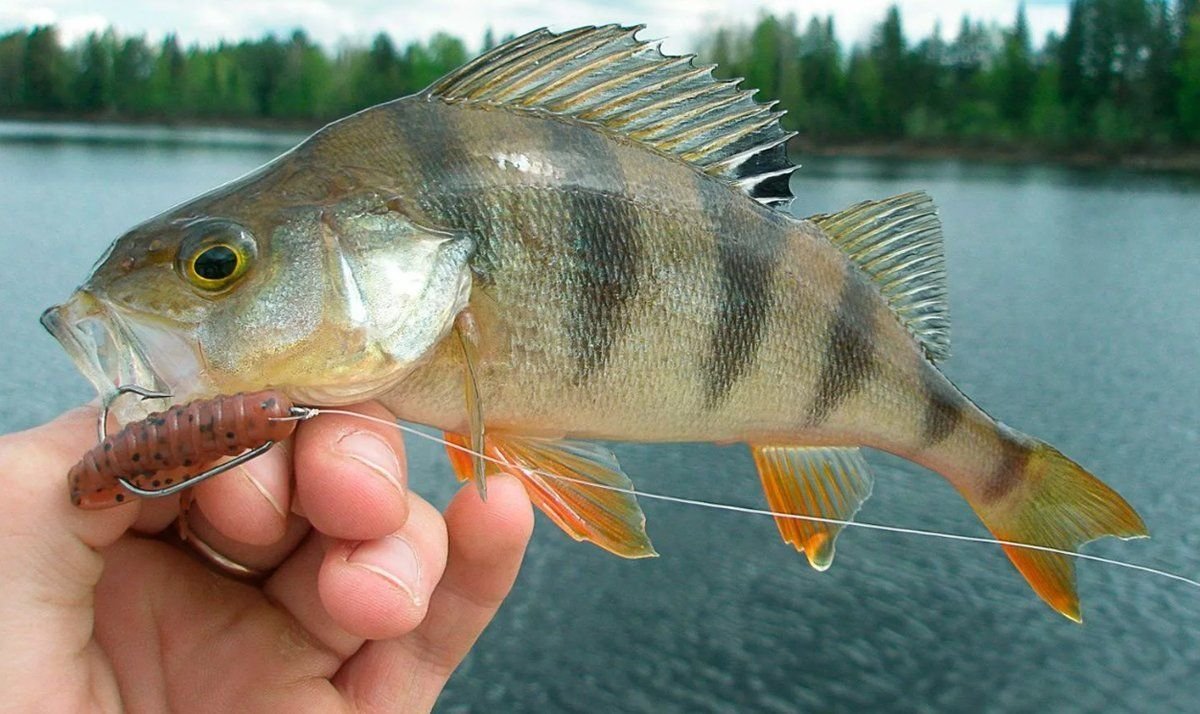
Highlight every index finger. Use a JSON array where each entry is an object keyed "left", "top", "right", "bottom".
[{"left": 294, "top": 402, "right": 410, "bottom": 542}]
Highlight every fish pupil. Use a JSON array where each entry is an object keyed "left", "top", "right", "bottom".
[{"left": 195, "top": 245, "right": 238, "bottom": 280}]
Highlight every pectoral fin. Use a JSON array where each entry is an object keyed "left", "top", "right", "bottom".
[
  {"left": 444, "top": 433, "right": 656, "bottom": 558},
  {"left": 444, "top": 432, "right": 502, "bottom": 481},
  {"left": 750, "top": 445, "right": 874, "bottom": 570},
  {"left": 454, "top": 314, "right": 488, "bottom": 499}
]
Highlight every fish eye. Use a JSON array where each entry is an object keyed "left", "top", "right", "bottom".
[
  {"left": 192, "top": 245, "right": 240, "bottom": 280},
  {"left": 178, "top": 221, "right": 256, "bottom": 292}
]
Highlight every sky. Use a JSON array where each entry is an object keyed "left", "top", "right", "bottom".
[{"left": 0, "top": 0, "right": 1073, "bottom": 54}]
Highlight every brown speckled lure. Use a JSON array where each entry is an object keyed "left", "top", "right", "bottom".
[{"left": 69, "top": 389, "right": 306, "bottom": 509}]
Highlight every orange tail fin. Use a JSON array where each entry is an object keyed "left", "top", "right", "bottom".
[{"left": 971, "top": 434, "right": 1147, "bottom": 621}]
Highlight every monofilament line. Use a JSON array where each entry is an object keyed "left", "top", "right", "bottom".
[{"left": 306, "top": 408, "right": 1200, "bottom": 592}]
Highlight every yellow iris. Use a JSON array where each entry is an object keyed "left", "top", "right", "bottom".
[{"left": 185, "top": 242, "right": 248, "bottom": 291}]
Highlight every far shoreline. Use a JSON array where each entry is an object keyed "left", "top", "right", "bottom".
[
  {"left": 794, "top": 138, "right": 1200, "bottom": 176},
  {"left": 5, "top": 112, "right": 1200, "bottom": 176}
]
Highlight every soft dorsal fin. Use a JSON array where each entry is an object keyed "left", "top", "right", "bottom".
[
  {"left": 424, "top": 25, "right": 798, "bottom": 207},
  {"left": 809, "top": 192, "right": 951, "bottom": 361}
]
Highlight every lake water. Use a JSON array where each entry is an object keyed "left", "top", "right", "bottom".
[{"left": 2, "top": 120, "right": 1198, "bottom": 712}]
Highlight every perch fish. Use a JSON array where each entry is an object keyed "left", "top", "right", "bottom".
[{"left": 41, "top": 26, "right": 1146, "bottom": 621}]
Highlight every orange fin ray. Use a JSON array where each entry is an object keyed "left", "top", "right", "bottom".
[
  {"left": 444, "top": 432, "right": 501, "bottom": 481},
  {"left": 444, "top": 432, "right": 657, "bottom": 558},
  {"left": 972, "top": 438, "right": 1147, "bottom": 622},
  {"left": 453, "top": 314, "right": 488, "bottom": 499},
  {"left": 751, "top": 445, "right": 874, "bottom": 571}
]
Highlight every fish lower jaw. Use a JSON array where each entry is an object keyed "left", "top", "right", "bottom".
[{"left": 43, "top": 293, "right": 184, "bottom": 421}]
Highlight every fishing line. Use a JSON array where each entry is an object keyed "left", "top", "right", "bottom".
[{"left": 305, "top": 408, "right": 1200, "bottom": 592}]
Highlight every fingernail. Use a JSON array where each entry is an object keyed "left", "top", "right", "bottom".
[
  {"left": 334, "top": 431, "right": 404, "bottom": 496},
  {"left": 239, "top": 466, "right": 285, "bottom": 520},
  {"left": 347, "top": 535, "right": 422, "bottom": 605}
]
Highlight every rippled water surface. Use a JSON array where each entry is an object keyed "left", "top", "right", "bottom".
[{"left": 3, "top": 121, "right": 1198, "bottom": 712}]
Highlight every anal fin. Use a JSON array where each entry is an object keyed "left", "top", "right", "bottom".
[
  {"left": 750, "top": 445, "right": 874, "bottom": 570},
  {"left": 444, "top": 432, "right": 656, "bottom": 558}
]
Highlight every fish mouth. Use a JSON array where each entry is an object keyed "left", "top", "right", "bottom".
[{"left": 41, "top": 291, "right": 177, "bottom": 423}]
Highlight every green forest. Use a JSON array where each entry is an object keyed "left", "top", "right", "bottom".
[{"left": 2, "top": 0, "right": 1199, "bottom": 154}]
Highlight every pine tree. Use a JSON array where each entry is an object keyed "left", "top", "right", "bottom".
[
  {"left": 270, "top": 30, "right": 330, "bottom": 118},
  {"left": 1179, "top": 7, "right": 1200, "bottom": 141},
  {"left": 845, "top": 49, "right": 884, "bottom": 136},
  {"left": 742, "top": 14, "right": 802, "bottom": 129},
  {"left": 148, "top": 34, "right": 186, "bottom": 116},
  {"left": 907, "top": 21, "right": 949, "bottom": 139},
  {"left": 798, "top": 17, "right": 845, "bottom": 138},
  {"left": 0, "top": 31, "right": 27, "bottom": 109},
  {"left": 22, "top": 25, "right": 67, "bottom": 110},
  {"left": 997, "top": 4, "right": 1037, "bottom": 129},
  {"left": 352, "top": 33, "right": 399, "bottom": 107},
  {"left": 869, "top": 5, "right": 909, "bottom": 136},
  {"left": 112, "top": 35, "right": 152, "bottom": 115},
  {"left": 1058, "top": 0, "right": 1088, "bottom": 125},
  {"left": 72, "top": 30, "right": 116, "bottom": 113},
  {"left": 1142, "top": 0, "right": 1177, "bottom": 139}
]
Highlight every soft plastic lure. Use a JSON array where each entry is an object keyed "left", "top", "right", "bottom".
[{"left": 69, "top": 389, "right": 297, "bottom": 508}]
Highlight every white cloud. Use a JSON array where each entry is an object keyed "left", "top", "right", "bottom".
[
  {"left": 55, "top": 12, "right": 108, "bottom": 43},
  {"left": 0, "top": 0, "right": 1070, "bottom": 53},
  {"left": 0, "top": 4, "right": 58, "bottom": 29}
]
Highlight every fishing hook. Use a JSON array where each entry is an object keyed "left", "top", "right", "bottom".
[
  {"left": 100, "top": 388, "right": 317, "bottom": 500},
  {"left": 117, "top": 406, "right": 318, "bottom": 499},
  {"left": 117, "top": 440, "right": 277, "bottom": 498},
  {"left": 98, "top": 384, "right": 172, "bottom": 443}
]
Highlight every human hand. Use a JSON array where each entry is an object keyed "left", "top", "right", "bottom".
[{"left": 0, "top": 401, "right": 533, "bottom": 712}]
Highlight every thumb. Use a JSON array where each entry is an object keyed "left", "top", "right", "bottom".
[{"left": 0, "top": 407, "right": 140, "bottom": 696}]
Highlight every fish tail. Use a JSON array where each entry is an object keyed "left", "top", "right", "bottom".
[{"left": 968, "top": 429, "right": 1147, "bottom": 622}]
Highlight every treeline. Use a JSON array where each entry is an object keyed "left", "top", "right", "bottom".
[
  {"left": 1, "top": 1, "right": 1199, "bottom": 151},
  {"left": 0, "top": 27, "right": 473, "bottom": 122},
  {"left": 705, "top": 0, "right": 1200, "bottom": 149}
]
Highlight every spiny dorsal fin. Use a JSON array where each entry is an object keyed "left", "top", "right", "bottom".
[
  {"left": 809, "top": 191, "right": 951, "bottom": 361},
  {"left": 424, "top": 25, "right": 798, "bottom": 207}
]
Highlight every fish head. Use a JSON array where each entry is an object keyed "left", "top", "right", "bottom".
[{"left": 42, "top": 150, "right": 475, "bottom": 422}]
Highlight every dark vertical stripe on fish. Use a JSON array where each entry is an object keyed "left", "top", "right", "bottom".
[
  {"left": 808, "top": 268, "right": 878, "bottom": 425},
  {"left": 396, "top": 105, "right": 505, "bottom": 285},
  {"left": 388, "top": 101, "right": 476, "bottom": 200},
  {"left": 562, "top": 192, "right": 643, "bottom": 383},
  {"left": 984, "top": 430, "right": 1032, "bottom": 502},
  {"left": 535, "top": 118, "right": 642, "bottom": 384},
  {"left": 698, "top": 182, "right": 782, "bottom": 408},
  {"left": 394, "top": 101, "right": 644, "bottom": 381},
  {"left": 920, "top": 365, "right": 963, "bottom": 446}
]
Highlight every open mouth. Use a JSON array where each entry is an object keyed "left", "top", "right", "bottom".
[{"left": 41, "top": 291, "right": 175, "bottom": 423}]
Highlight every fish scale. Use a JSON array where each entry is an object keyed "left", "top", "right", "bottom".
[{"left": 42, "top": 25, "right": 1146, "bottom": 622}]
